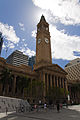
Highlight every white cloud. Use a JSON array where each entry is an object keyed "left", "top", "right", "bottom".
[
  {"left": 31, "top": 30, "right": 36, "bottom": 38},
  {"left": 22, "top": 39, "right": 25, "bottom": 42},
  {"left": 24, "top": 44, "right": 27, "bottom": 47},
  {"left": 0, "top": 22, "right": 20, "bottom": 43},
  {"left": 16, "top": 44, "right": 19, "bottom": 47},
  {"left": 32, "top": 0, "right": 80, "bottom": 60},
  {"left": 50, "top": 24, "right": 80, "bottom": 60},
  {"left": 2, "top": 43, "right": 5, "bottom": 48},
  {"left": 18, "top": 22, "right": 25, "bottom": 31},
  {"left": 32, "top": 0, "right": 80, "bottom": 25},
  {"left": 7, "top": 42, "right": 15, "bottom": 49},
  {"left": 21, "top": 27, "right": 25, "bottom": 31},
  {"left": 20, "top": 47, "right": 36, "bottom": 57},
  {"left": 18, "top": 23, "right": 24, "bottom": 27}
]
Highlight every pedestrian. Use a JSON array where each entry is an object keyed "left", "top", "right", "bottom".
[
  {"left": 44, "top": 103, "right": 47, "bottom": 111},
  {"left": 36, "top": 105, "right": 39, "bottom": 112},
  {"left": 34, "top": 104, "right": 37, "bottom": 109},
  {"left": 34, "top": 104, "right": 37, "bottom": 112},
  {"left": 57, "top": 103, "right": 60, "bottom": 112},
  {"left": 60, "top": 103, "right": 62, "bottom": 109}
]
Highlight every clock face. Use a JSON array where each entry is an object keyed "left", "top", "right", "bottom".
[
  {"left": 38, "top": 38, "right": 41, "bottom": 44},
  {"left": 45, "top": 38, "right": 49, "bottom": 43}
]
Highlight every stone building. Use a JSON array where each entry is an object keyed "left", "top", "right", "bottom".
[
  {"left": 28, "top": 56, "right": 36, "bottom": 69},
  {"left": 0, "top": 15, "right": 67, "bottom": 104},
  {"left": 65, "top": 58, "right": 80, "bottom": 103},
  {"left": 6, "top": 50, "right": 29, "bottom": 66}
]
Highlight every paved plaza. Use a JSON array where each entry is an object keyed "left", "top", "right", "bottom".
[{"left": 0, "top": 105, "right": 80, "bottom": 120}]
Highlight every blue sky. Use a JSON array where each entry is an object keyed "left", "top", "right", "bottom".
[{"left": 0, "top": 0, "right": 80, "bottom": 68}]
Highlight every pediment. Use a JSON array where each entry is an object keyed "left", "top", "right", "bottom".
[
  {"left": 45, "top": 64, "right": 67, "bottom": 74},
  {"left": 34, "top": 63, "right": 67, "bottom": 75}
]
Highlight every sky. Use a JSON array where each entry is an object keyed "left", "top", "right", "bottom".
[{"left": 0, "top": 0, "right": 80, "bottom": 68}]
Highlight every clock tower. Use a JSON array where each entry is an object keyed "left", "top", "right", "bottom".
[{"left": 36, "top": 15, "right": 52, "bottom": 65}]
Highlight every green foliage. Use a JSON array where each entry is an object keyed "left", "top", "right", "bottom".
[
  {"left": 27, "top": 79, "right": 44, "bottom": 98},
  {"left": 0, "top": 67, "right": 13, "bottom": 85},
  {"left": 0, "top": 67, "right": 13, "bottom": 94},
  {"left": 16, "top": 76, "right": 30, "bottom": 90},
  {"left": 46, "top": 87, "right": 68, "bottom": 102}
]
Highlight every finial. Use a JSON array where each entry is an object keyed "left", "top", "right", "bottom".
[{"left": 40, "top": 15, "right": 46, "bottom": 22}]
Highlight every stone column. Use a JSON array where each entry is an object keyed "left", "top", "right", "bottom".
[
  {"left": 63, "top": 78, "right": 64, "bottom": 88},
  {"left": 45, "top": 73, "right": 47, "bottom": 95},
  {"left": 62, "top": 78, "right": 64, "bottom": 88},
  {"left": 64, "top": 78, "right": 67, "bottom": 99},
  {"left": 30, "top": 78, "right": 32, "bottom": 103},
  {"left": 13, "top": 75, "right": 16, "bottom": 95},
  {"left": 53, "top": 75, "right": 55, "bottom": 87},
  {"left": 47, "top": 74, "right": 48, "bottom": 90},
  {"left": 50, "top": 75, "right": 52, "bottom": 88},
  {"left": 55, "top": 76, "right": 57, "bottom": 87},
  {"left": 65, "top": 78, "right": 68, "bottom": 91},
  {"left": 61, "top": 78, "right": 63, "bottom": 88},
  {"left": 52, "top": 75, "right": 54, "bottom": 88},
  {"left": 56, "top": 76, "right": 58, "bottom": 87},
  {"left": 58, "top": 77, "right": 60, "bottom": 88},
  {"left": 6, "top": 84, "right": 9, "bottom": 95},
  {"left": 43, "top": 73, "right": 46, "bottom": 102},
  {"left": 64, "top": 78, "right": 66, "bottom": 89},
  {"left": 57, "top": 76, "right": 59, "bottom": 87},
  {"left": 60, "top": 77, "right": 61, "bottom": 88}
]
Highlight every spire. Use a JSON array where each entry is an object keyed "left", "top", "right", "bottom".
[{"left": 40, "top": 15, "right": 46, "bottom": 22}]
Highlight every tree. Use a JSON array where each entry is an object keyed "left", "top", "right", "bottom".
[
  {"left": 21, "top": 76, "right": 30, "bottom": 98},
  {"left": 0, "top": 67, "right": 13, "bottom": 95},
  {"left": 16, "top": 76, "right": 30, "bottom": 98},
  {"left": 27, "top": 79, "right": 44, "bottom": 103},
  {"left": 46, "top": 87, "right": 68, "bottom": 104}
]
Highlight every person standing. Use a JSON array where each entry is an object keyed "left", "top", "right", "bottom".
[
  {"left": 44, "top": 103, "right": 47, "bottom": 111},
  {"left": 57, "top": 103, "right": 60, "bottom": 112}
]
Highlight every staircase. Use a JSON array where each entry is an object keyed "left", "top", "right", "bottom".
[{"left": 0, "top": 96, "right": 30, "bottom": 113}]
